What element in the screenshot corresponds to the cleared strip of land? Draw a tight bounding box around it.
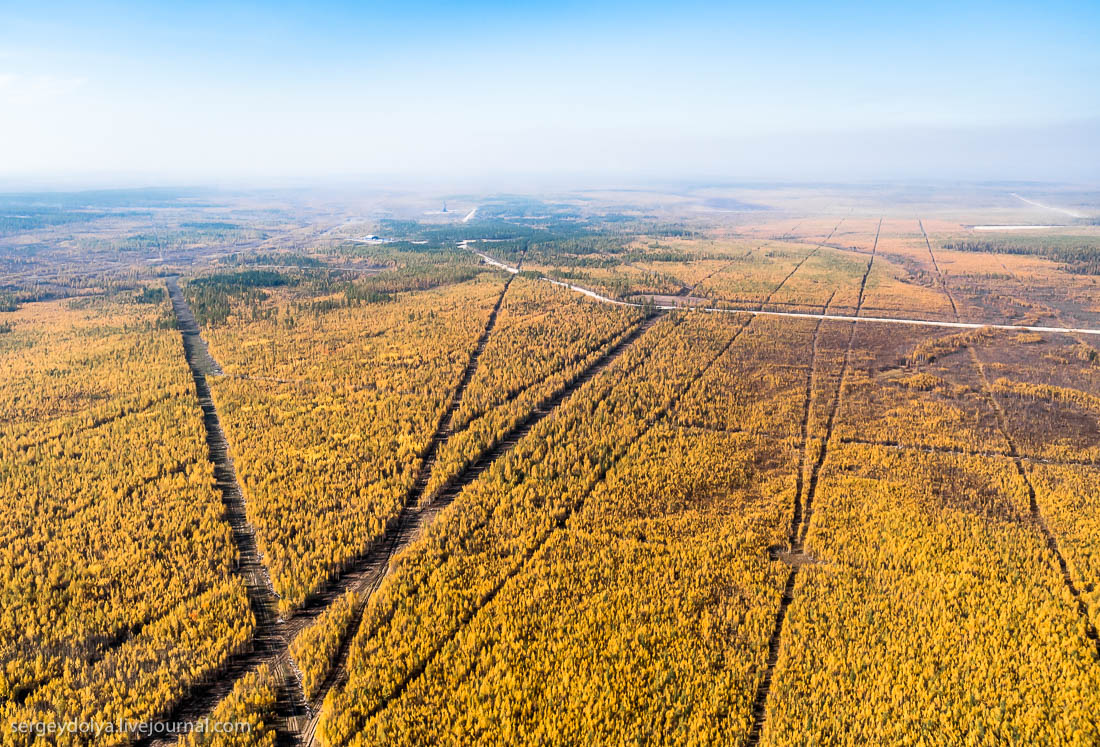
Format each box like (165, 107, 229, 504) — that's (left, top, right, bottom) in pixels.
(463, 244, 1100, 336)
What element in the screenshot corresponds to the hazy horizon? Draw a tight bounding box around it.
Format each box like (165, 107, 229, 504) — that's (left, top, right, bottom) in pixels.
(2, 0, 1098, 186)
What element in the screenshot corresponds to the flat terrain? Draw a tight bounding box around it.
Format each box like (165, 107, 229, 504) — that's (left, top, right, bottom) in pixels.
(2, 184, 1100, 745)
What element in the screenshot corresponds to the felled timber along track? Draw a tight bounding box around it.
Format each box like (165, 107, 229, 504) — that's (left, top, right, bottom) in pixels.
(151, 279, 309, 746)
(166, 277, 222, 376)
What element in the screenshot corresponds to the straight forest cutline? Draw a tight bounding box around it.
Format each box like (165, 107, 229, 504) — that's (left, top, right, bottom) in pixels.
(161, 270, 645, 745)
(289, 310, 648, 647)
(290, 292, 646, 621)
(919, 220, 960, 320)
(767, 217, 847, 298)
(146, 279, 309, 747)
(920, 222, 1100, 660)
(785, 290, 837, 549)
(838, 436, 1100, 469)
(448, 318, 639, 443)
(462, 231, 1100, 337)
(405, 273, 516, 503)
(773, 220, 804, 241)
(422, 316, 655, 505)
(357, 223, 831, 742)
(300, 312, 668, 745)
(353, 308, 760, 734)
(746, 217, 880, 747)
(680, 254, 749, 297)
(148, 273, 515, 745)
(290, 273, 520, 741)
(798, 217, 879, 548)
(321, 312, 664, 649)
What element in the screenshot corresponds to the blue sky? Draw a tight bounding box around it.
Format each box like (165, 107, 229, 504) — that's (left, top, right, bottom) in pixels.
(1, 0, 1097, 186)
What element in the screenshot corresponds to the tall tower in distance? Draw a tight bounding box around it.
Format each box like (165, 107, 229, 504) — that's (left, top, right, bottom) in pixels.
(442, 200, 448, 213)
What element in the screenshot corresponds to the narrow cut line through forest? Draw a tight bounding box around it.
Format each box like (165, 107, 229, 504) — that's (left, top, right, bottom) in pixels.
(286, 313, 652, 642)
(164, 275, 660, 742)
(784, 289, 836, 549)
(285, 309, 658, 630)
(288, 272, 522, 737)
(441, 319, 646, 455)
(348, 221, 848, 727)
(355, 309, 762, 731)
(920, 222, 1100, 659)
(798, 217, 878, 547)
(773, 220, 804, 241)
(298, 310, 667, 744)
(149, 273, 516, 744)
(837, 435, 1100, 469)
(761, 217, 847, 304)
(148, 279, 309, 747)
(405, 273, 516, 507)
(679, 255, 747, 298)
(746, 217, 880, 747)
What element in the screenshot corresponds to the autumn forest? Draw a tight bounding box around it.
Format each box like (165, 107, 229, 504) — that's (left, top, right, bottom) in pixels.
(2, 186, 1100, 745)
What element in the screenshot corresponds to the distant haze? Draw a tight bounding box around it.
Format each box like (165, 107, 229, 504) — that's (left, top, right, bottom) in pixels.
(1, 1, 1098, 187)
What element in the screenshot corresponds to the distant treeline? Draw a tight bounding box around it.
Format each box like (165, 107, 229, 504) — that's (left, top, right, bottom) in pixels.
(0, 187, 204, 209)
(180, 221, 241, 231)
(133, 287, 166, 304)
(0, 209, 111, 235)
(189, 270, 294, 289)
(380, 219, 551, 244)
(301, 264, 485, 316)
(185, 270, 296, 327)
(183, 261, 488, 327)
(944, 238, 1100, 275)
(0, 287, 69, 312)
(118, 223, 261, 252)
(229, 252, 325, 267)
(342, 215, 698, 276)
